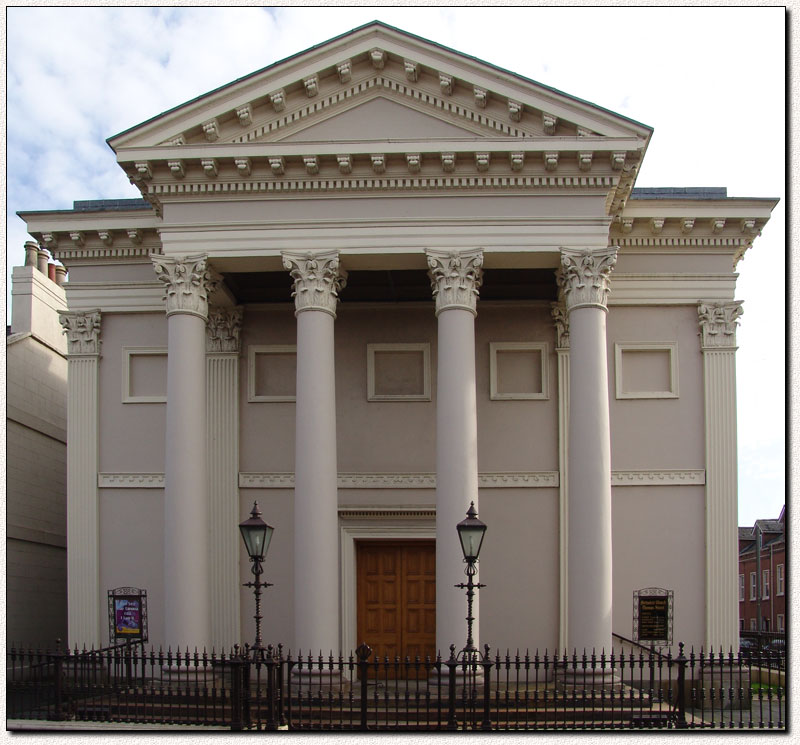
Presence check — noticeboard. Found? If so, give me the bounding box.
[632,587,673,646]
[108,587,148,644]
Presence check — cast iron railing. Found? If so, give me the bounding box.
[6,641,785,731]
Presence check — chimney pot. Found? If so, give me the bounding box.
[24,242,39,267]
[37,249,50,275]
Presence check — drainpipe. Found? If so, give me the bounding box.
[770,543,774,632]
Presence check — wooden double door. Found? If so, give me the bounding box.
[356,540,436,665]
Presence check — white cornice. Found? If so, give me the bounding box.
[98,469,703,489]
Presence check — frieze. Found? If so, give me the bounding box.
[97,470,702,489]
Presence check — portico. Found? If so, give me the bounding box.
[18,22,778,658]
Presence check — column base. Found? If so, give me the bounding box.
[556,667,622,694]
[290,667,348,694]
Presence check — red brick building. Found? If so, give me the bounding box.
[738,507,785,633]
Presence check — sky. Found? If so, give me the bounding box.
[4,6,786,526]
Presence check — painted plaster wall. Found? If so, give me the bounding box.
[612,486,706,651]
[98,488,165,646]
[98,312,167,473]
[607,305,705,470]
[478,488,560,652]
[476,303,558,472]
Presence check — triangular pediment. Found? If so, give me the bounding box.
[272,95,498,142]
[109,22,652,153]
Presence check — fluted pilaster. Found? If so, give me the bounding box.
[551,301,570,651]
[206,306,243,648]
[699,301,742,650]
[58,309,102,647]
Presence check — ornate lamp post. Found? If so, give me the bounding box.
[455,501,487,659]
[239,502,274,652]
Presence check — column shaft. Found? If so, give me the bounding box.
[435,308,480,653]
[294,310,339,653]
[164,313,210,647]
[567,307,613,652]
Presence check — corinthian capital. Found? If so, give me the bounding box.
[282,250,346,317]
[558,247,618,312]
[698,301,743,349]
[550,302,570,349]
[206,306,243,353]
[151,254,219,320]
[426,248,484,316]
[59,309,102,356]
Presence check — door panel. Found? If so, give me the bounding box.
[356,541,436,672]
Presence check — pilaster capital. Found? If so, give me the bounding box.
[151,254,219,320]
[59,309,102,356]
[206,306,243,354]
[698,301,743,349]
[558,247,618,312]
[550,302,570,349]
[282,250,346,317]
[425,248,484,316]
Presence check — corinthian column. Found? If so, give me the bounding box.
[152,254,219,649]
[206,306,243,648]
[58,309,102,647]
[698,301,743,651]
[282,250,346,653]
[559,247,617,654]
[426,248,483,654]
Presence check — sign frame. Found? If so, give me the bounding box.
[632,587,673,646]
[108,587,149,645]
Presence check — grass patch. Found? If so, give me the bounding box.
[750,682,784,696]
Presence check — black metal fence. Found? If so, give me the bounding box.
[7,641,785,731]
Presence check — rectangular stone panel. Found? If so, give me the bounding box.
[367,343,431,401]
[248,345,297,402]
[615,343,678,399]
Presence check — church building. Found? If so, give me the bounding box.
[18,22,778,658]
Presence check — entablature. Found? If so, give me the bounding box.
[612,196,778,265]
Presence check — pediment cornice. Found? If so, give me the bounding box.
[109,23,651,152]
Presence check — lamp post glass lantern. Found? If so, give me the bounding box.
[239,502,274,652]
[455,501,486,658]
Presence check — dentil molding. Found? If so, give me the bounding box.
[58,309,102,356]
[698,301,743,349]
[282,250,347,317]
[151,253,220,319]
[426,248,484,316]
[206,306,243,353]
[558,247,618,311]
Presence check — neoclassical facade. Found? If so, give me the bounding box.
[19,23,777,656]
